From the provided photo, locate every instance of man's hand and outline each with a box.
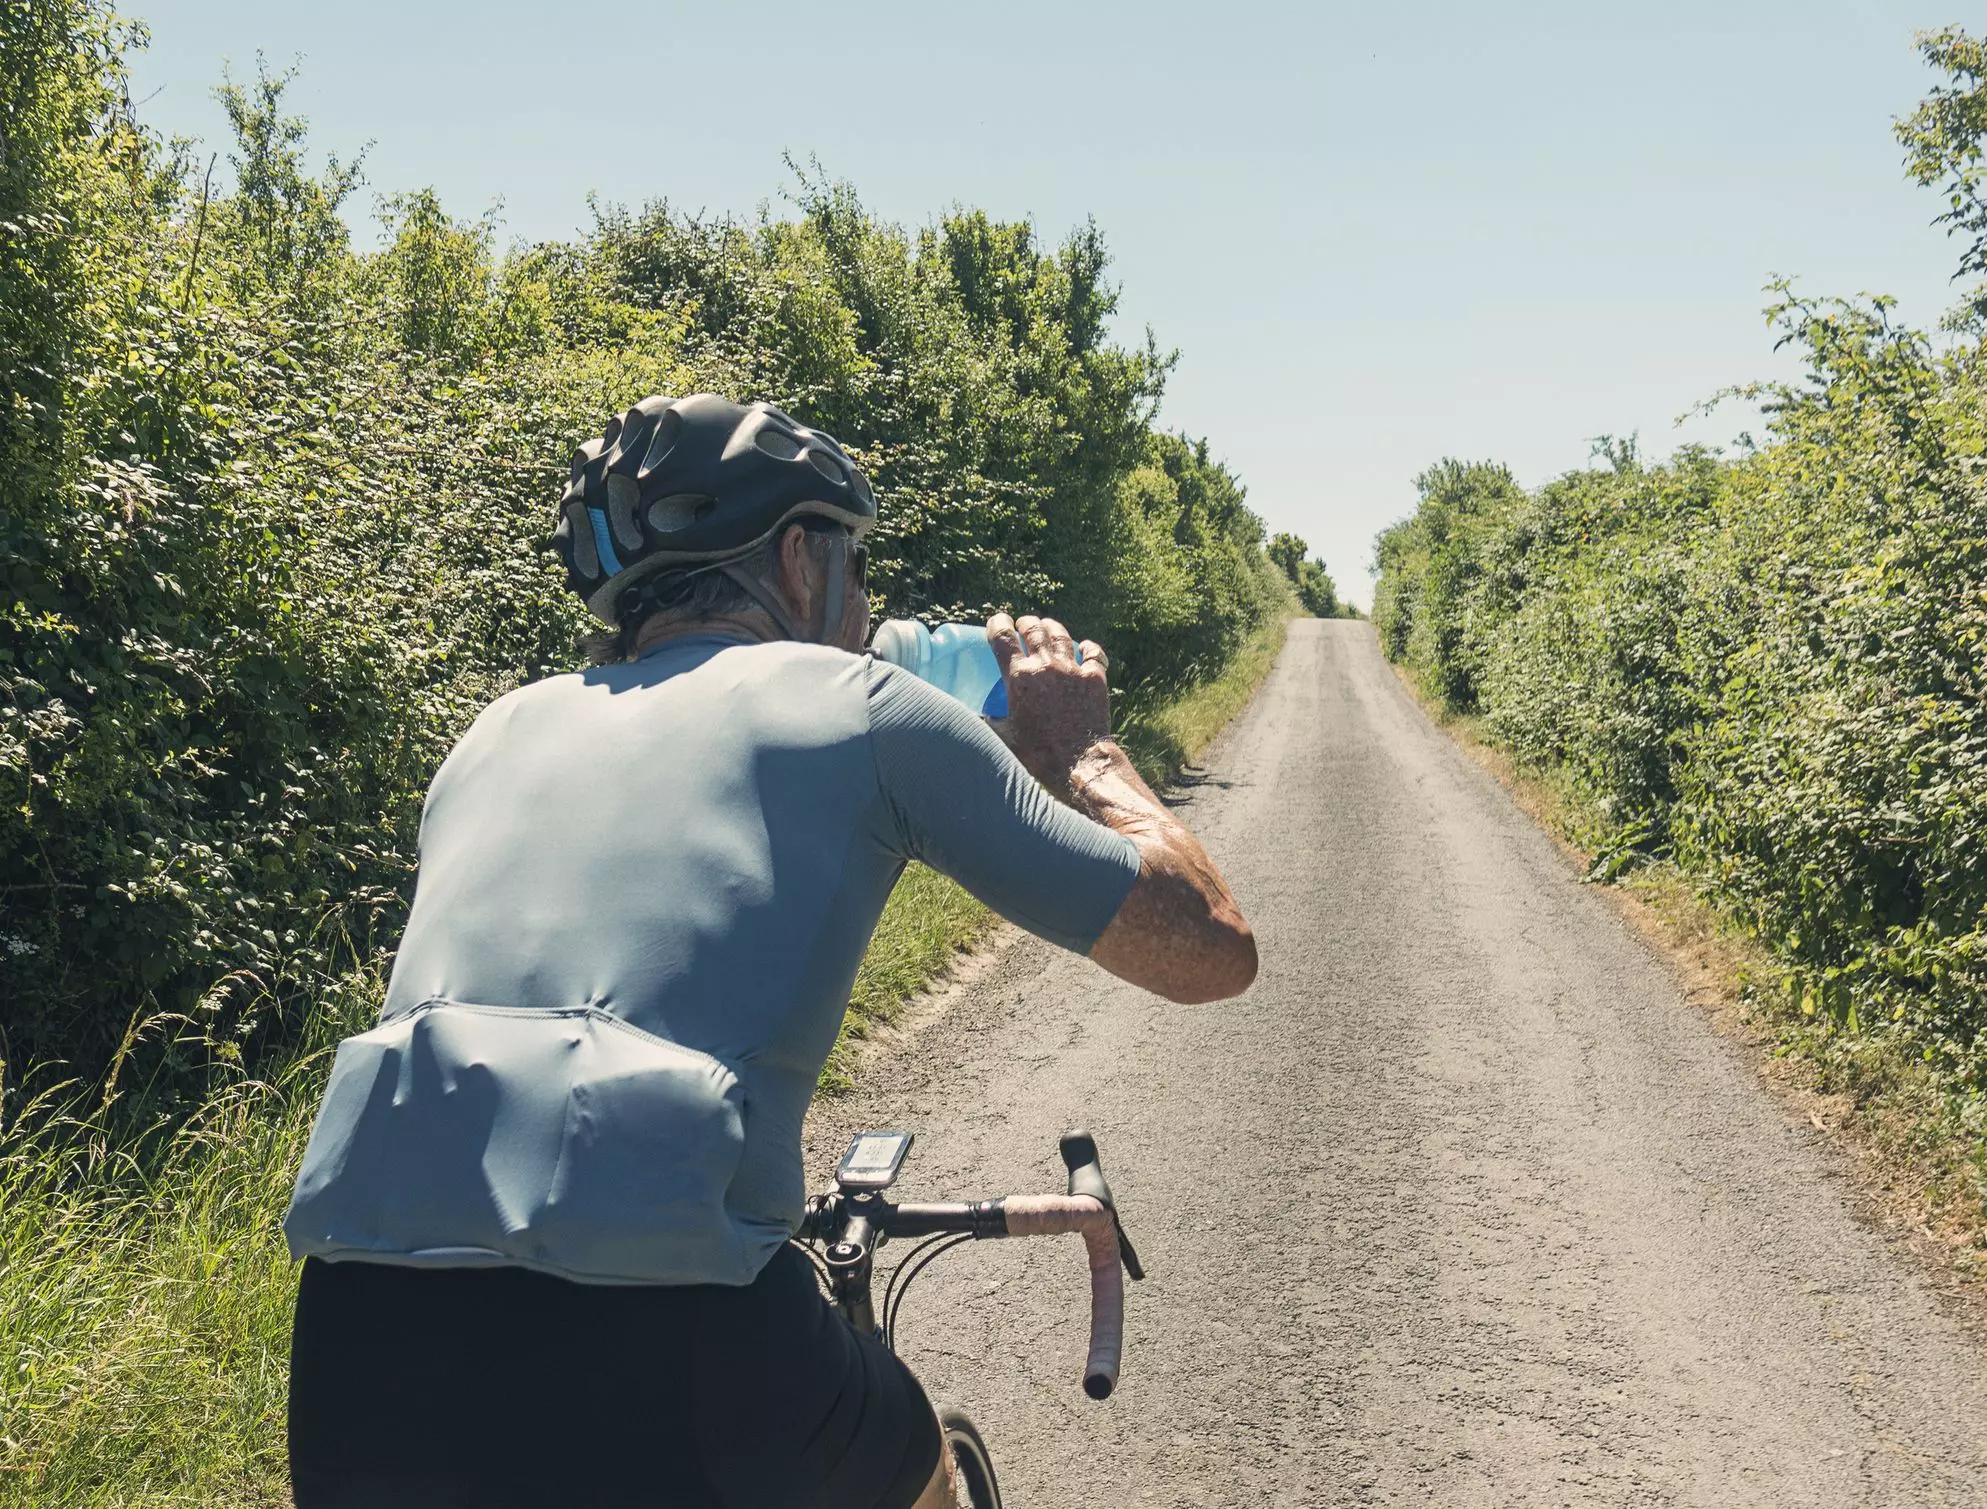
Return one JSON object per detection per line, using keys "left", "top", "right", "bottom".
{"left": 986, "top": 613, "right": 1113, "bottom": 796}
{"left": 986, "top": 611, "right": 1257, "bottom": 1004}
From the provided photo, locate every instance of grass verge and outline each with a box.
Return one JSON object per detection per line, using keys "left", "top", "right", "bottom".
{"left": 817, "top": 862, "right": 999, "bottom": 1094}
{"left": 0, "top": 618, "right": 1296, "bottom": 1506}
{"left": 1117, "top": 612, "right": 1292, "bottom": 783}
{"left": 0, "top": 999, "right": 363, "bottom": 1508}
{"left": 1392, "top": 663, "right": 1987, "bottom": 1300}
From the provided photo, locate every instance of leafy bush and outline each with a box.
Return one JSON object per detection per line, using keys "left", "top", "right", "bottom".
{"left": 1373, "top": 31, "right": 1987, "bottom": 1100}
{"left": 1673, "top": 291, "right": 1987, "bottom": 1062}
{"left": 1267, "top": 532, "right": 1353, "bottom": 618}
{"left": 0, "top": 5, "right": 1283, "bottom": 1092}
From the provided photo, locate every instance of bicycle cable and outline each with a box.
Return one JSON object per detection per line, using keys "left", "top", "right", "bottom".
{"left": 883, "top": 1232, "right": 975, "bottom": 1350}
{"left": 880, "top": 1231, "right": 962, "bottom": 1339}
{"left": 787, "top": 1238, "right": 834, "bottom": 1293}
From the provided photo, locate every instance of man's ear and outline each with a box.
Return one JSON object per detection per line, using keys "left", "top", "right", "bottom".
{"left": 777, "top": 524, "right": 813, "bottom": 622}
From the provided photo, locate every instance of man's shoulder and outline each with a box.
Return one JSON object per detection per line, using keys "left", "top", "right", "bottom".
{"left": 467, "top": 643, "right": 897, "bottom": 745}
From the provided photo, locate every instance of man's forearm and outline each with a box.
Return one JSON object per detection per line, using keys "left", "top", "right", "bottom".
{"left": 1065, "top": 738, "right": 1176, "bottom": 838}
{"left": 1071, "top": 739, "right": 1258, "bottom": 1003}
{"left": 981, "top": 609, "right": 1256, "bottom": 1003}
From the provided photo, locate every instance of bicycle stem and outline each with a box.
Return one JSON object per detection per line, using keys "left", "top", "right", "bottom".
{"left": 823, "top": 1207, "right": 878, "bottom": 1334}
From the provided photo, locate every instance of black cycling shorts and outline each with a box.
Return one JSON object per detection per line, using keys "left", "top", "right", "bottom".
{"left": 288, "top": 1247, "right": 940, "bottom": 1509}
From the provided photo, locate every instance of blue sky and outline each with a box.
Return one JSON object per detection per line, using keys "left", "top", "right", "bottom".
{"left": 127, "top": 0, "right": 1970, "bottom": 607}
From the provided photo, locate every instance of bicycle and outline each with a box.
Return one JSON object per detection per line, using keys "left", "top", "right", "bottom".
{"left": 793, "top": 1129, "right": 1146, "bottom": 1509}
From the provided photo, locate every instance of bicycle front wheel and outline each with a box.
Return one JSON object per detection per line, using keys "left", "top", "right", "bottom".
{"left": 937, "top": 1407, "right": 1003, "bottom": 1509}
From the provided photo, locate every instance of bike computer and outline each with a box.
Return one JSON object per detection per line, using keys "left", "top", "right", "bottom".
{"left": 837, "top": 1130, "right": 914, "bottom": 1191}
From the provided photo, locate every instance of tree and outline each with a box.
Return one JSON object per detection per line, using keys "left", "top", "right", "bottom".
{"left": 1267, "top": 532, "right": 1306, "bottom": 579}
{"left": 1268, "top": 532, "right": 1343, "bottom": 618}
{"left": 1898, "top": 27, "right": 1987, "bottom": 314}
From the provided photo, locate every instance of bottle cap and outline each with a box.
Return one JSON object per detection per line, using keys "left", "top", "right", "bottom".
{"left": 869, "top": 618, "right": 922, "bottom": 669}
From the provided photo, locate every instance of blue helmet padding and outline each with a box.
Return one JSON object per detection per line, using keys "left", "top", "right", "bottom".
{"left": 588, "top": 509, "right": 624, "bottom": 578}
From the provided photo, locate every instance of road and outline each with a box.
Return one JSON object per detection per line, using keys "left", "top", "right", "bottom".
{"left": 806, "top": 619, "right": 1987, "bottom": 1507}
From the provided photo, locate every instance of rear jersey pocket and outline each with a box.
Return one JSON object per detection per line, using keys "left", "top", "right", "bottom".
{"left": 284, "top": 1000, "right": 757, "bottom": 1285}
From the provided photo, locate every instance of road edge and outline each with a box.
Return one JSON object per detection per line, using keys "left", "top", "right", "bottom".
{"left": 1384, "top": 657, "right": 1987, "bottom": 1341}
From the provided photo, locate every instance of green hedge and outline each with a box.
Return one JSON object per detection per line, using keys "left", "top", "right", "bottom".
{"left": 1377, "top": 322, "right": 1987, "bottom": 1093}
{"left": 0, "top": 4, "right": 1285, "bottom": 1089}
{"left": 1372, "top": 31, "right": 1987, "bottom": 1105}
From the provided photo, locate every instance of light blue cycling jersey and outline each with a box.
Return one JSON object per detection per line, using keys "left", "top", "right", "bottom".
{"left": 283, "top": 634, "right": 1140, "bottom": 1286}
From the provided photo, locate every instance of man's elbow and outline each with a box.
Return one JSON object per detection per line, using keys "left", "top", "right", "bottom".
{"left": 1160, "top": 917, "right": 1257, "bottom": 1004}
{"left": 1089, "top": 877, "right": 1259, "bottom": 1003}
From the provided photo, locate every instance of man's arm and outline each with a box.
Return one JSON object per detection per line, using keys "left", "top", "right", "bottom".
{"left": 988, "top": 614, "right": 1257, "bottom": 1005}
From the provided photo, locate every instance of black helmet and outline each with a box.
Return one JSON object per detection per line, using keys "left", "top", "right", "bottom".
{"left": 550, "top": 393, "right": 876, "bottom": 627}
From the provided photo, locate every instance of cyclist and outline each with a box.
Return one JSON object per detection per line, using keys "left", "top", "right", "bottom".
{"left": 282, "top": 393, "right": 1256, "bottom": 1509}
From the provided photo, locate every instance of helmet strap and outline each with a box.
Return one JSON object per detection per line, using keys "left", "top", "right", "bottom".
{"left": 817, "top": 535, "right": 850, "bottom": 645}
{"left": 717, "top": 563, "right": 802, "bottom": 641}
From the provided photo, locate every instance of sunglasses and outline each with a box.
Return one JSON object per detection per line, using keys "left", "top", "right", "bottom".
{"left": 802, "top": 521, "right": 868, "bottom": 590}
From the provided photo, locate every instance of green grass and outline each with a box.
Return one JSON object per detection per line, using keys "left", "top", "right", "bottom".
{"left": 0, "top": 624, "right": 1293, "bottom": 1505}
{"left": 1117, "top": 611, "right": 1293, "bottom": 783}
{"left": 0, "top": 1006, "right": 362, "bottom": 1507}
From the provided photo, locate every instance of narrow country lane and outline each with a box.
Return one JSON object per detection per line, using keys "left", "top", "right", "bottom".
{"left": 806, "top": 619, "right": 1987, "bottom": 1508}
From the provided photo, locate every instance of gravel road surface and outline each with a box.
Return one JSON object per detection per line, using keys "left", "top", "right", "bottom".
{"left": 806, "top": 619, "right": 1987, "bottom": 1507}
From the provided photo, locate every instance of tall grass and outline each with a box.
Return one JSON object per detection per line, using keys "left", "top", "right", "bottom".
{"left": 3, "top": 954, "right": 394, "bottom": 1505}
{"left": 1117, "top": 609, "right": 1293, "bottom": 781}
{"left": 0, "top": 1013, "right": 361, "bottom": 1507}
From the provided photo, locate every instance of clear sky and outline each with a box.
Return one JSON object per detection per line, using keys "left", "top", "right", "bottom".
{"left": 126, "top": 0, "right": 1969, "bottom": 607}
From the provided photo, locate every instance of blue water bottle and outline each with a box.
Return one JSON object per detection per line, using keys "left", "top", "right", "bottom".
{"left": 871, "top": 620, "right": 1011, "bottom": 718}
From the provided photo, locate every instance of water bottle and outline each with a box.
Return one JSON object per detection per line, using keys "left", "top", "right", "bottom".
{"left": 871, "top": 619, "right": 1010, "bottom": 718}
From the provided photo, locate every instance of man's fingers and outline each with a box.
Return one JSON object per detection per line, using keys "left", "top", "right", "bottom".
{"left": 1078, "top": 639, "right": 1109, "bottom": 678}
{"left": 986, "top": 613, "right": 1022, "bottom": 674}
{"left": 996, "top": 612, "right": 1097, "bottom": 676}
{"left": 1038, "top": 617, "right": 1078, "bottom": 666}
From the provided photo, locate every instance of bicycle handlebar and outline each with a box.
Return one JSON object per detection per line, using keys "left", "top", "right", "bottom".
{"left": 999, "top": 1194, "right": 1124, "bottom": 1398}
{"left": 801, "top": 1130, "right": 1140, "bottom": 1400}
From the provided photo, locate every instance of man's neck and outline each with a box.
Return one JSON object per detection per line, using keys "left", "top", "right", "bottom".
{"left": 630, "top": 610, "right": 785, "bottom": 659}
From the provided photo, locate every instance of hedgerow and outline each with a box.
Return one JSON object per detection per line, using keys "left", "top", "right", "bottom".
{"left": 1374, "top": 29, "right": 1987, "bottom": 1119}
{"left": 0, "top": 2, "right": 1284, "bottom": 1093}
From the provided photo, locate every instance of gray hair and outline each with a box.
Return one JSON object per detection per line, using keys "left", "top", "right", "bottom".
{"left": 584, "top": 520, "right": 845, "bottom": 664}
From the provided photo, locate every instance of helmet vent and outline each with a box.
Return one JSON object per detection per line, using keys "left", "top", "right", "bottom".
{"left": 605, "top": 473, "right": 645, "bottom": 551}
{"left": 806, "top": 448, "right": 846, "bottom": 485}
{"left": 754, "top": 427, "right": 802, "bottom": 461}
{"left": 564, "top": 500, "right": 601, "bottom": 578}
{"left": 646, "top": 493, "right": 715, "bottom": 534}
{"left": 638, "top": 408, "right": 683, "bottom": 477}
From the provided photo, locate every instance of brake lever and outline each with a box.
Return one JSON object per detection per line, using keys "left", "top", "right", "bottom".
{"left": 1059, "top": 1129, "right": 1145, "bottom": 1281}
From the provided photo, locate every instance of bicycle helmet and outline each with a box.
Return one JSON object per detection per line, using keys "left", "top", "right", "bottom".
{"left": 549, "top": 393, "right": 876, "bottom": 641}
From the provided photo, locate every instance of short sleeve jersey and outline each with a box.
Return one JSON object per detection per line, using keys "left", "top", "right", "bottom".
{"left": 283, "top": 635, "right": 1140, "bottom": 1286}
